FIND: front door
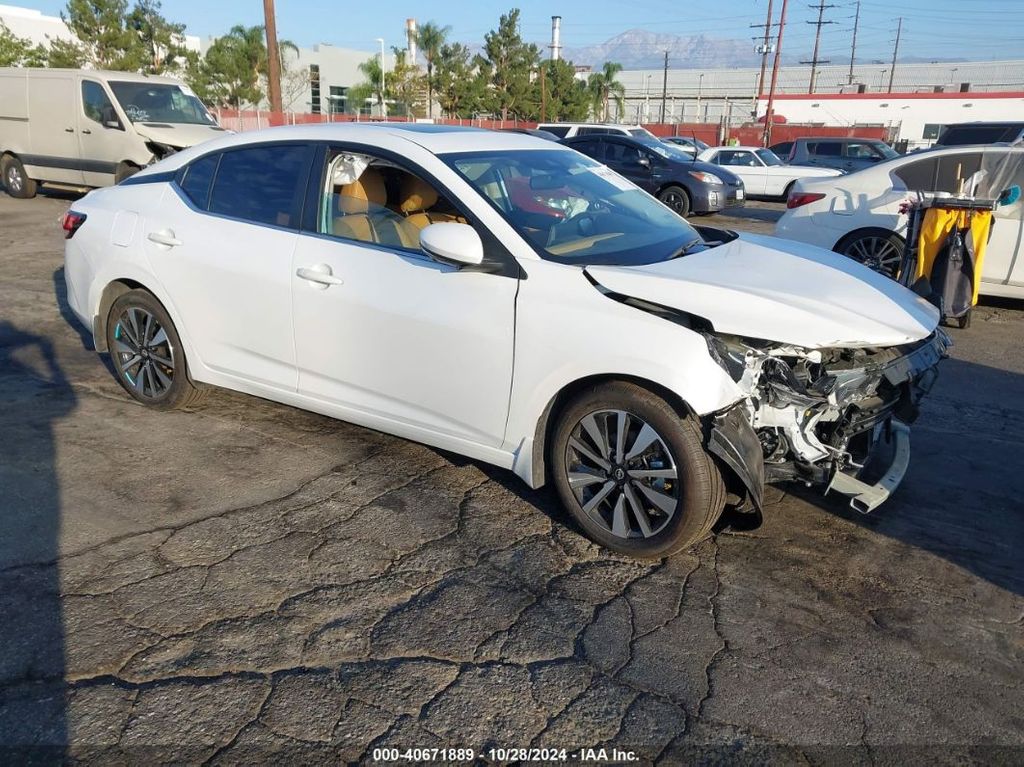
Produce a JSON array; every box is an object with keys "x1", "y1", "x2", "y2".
[
  {"x1": 78, "y1": 78, "x2": 127, "y2": 187},
  {"x1": 603, "y1": 140, "x2": 657, "y2": 193},
  {"x1": 982, "y1": 149, "x2": 1024, "y2": 287},
  {"x1": 290, "y1": 148, "x2": 518, "y2": 447}
]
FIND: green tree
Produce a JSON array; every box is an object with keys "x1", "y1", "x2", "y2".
[
  {"x1": 186, "y1": 25, "x2": 298, "y2": 109},
  {"x1": 387, "y1": 47, "x2": 426, "y2": 118},
  {"x1": 62, "y1": 0, "x2": 145, "y2": 70},
  {"x1": 587, "y1": 61, "x2": 625, "y2": 122},
  {"x1": 415, "y1": 20, "x2": 449, "y2": 119},
  {"x1": 480, "y1": 9, "x2": 540, "y2": 121},
  {"x1": 46, "y1": 37, "x2": 88, "y2": 67},
  {"x1": 537, "y1": 59, "x2": 590, "y2": 121},
  {"x1": 435, "y1": 42, "x2": 490, "y2": 118},
  {"x1": 0, "y1": 21, "x2": 47, "y2": 67},
  {"x1": 350, "y1": 53, "x2": 385, "y2": 115},
  {"x1": 127, "y1": 0, "x2": 187, "y2": 74}
]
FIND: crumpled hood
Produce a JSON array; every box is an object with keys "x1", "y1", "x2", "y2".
[
  {"x1": 133, "y1": 122, "x2": 226, "y2": 149},
  {"x1": 585, "y1": 232, "x2": 940, "y2": 348}
]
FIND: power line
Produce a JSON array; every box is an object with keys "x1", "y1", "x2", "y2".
[{"x1": 800, "y1": 1, "x2": 836, "y2": 93}]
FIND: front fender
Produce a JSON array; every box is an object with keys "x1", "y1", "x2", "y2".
[{"x1": 707, "y1": 404, "x2": 765, "y2": 511}]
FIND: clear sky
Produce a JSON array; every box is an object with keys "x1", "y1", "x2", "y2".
[{"x1": 12, "y1": 0, "x2": 1024, "y2": 62}]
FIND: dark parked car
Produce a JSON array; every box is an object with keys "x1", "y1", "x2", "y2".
[
  {"x1": 771, "y1": 137, "x2": 899, "y2": 173},
  {"x1": 562, "y1": 134, "x2": 745, "y2": 216}
]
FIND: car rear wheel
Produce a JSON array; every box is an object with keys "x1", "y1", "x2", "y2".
[
  {"x1": 657, "y1": 185, "x2": 691, "y2": 217},
  {"x1": 550, "y1": 382, "x2": 725, "y2": 558},
  {"x1": 105, "y1": 289, "x2": 207, "y2": 410},
  {"x1": 2, "y1": 155, "x2": 38, "y2": 199},
  {"x1": 836, "y1": 229, "x2": 905, "y2": 279}
]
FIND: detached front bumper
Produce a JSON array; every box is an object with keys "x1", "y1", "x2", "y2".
[{"x1": 827, "y1": 420, "x2": 911, "y2": 513}]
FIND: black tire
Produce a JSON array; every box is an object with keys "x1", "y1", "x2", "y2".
[
  {"x1": 2, "y1": 154, "x2": 38, "y2": 199},
  {"x1": 550, "y1": 381, "x2": 725, "y2": 559},
  {"x1": 835, "y1": 229, "x2": 905, "y2": 279},
  {"x1": 105, "y1": 289, "x2": 207, "y2": 410},
  {"x1": 115, "y1": 162, "x2": 140, "y2": 184},
  {"x1": 657, "y1": 185, "x2": 691, "y2": 218}
]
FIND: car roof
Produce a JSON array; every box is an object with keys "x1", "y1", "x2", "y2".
[
  {"x1": 130, "y1": 122, "x2": 571, "y2": 176},
  {"x1": 706, "y1": 146, "x2": 766, "y2": 151}
]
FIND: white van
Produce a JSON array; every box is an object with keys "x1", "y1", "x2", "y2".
[
  {"x1": 0, "y1": 68, "x2": 226, "y2": 198},
  {"x1": 536, "y1": 122, "x2": 657, "y2": 140}
]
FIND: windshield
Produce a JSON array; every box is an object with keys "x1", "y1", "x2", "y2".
[
  {"x1": 109, "y1": 82, "x2": 217, "y2": 125},
  {"x1": 874, "y1": 142, "x2": 900, "y2": 159},
  {"x1": 444, "y1": 149, "x2": 703, "y2": 266},
  {"x1": 756, "y1": 149, "x2": 783, "y2": 166},
  {"x1": 628, "y1": 127, "x2": 658, "y2": 139},
  {"x1": 633, "y1": 136, "x2": 696, "y2": 162}
]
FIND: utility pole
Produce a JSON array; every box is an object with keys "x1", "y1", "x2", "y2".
[
  {"x1": 660, "y1": 50, "x2": 669, "y2": 123},
  {"x1": 887, "y1": 17, "x2": 903, "y2": 93},
  {"x1": 762, "y1": 0, "x2": 789, "y2": 147},
  {"x1": 800, "y1": 1, "x2": 835, "y2": 94},
  {"x1": 847, "y1": 0, "x2": 861, "y2": 85},
  {"x1": 751, "y1": 0, "x2": 775, "y2": 100},
  {"x1": 263, "y1": 0, "x2": 282, "y2": 114}
]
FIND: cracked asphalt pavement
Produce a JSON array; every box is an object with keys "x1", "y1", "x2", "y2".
[{"x1": 1, "y1": 194, "x2": 1022, "y2": 763}]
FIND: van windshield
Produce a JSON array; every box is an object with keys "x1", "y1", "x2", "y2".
[{"x1": 108, "y1": 82, "x2": 216, "y2": 126}]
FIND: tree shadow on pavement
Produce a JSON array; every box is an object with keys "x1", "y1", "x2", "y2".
[{"x1": 0, "y1": 320, "x2": 75, "y2": 761}]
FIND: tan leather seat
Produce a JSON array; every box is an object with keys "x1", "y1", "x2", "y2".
[
  {"x1": 333, "y1": 168, "x2": 420, "y2": 248},
  {"x1": 399, "y1": 175, "x2": 461, "y2": 229}
]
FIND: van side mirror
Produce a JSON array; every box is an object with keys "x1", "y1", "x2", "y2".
[{"x1": 420, "y1": 222, "x2": 484, "y2": 267}]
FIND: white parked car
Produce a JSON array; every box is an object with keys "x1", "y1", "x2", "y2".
[
  {"x1": 697, "y1": 146, "x2": 843, "y2": 199},
  {"x1": 536, "y1": 123, "x2": 657, "y2": 140},
  {"x1": 63, "y1": 125, "x2": 948, "y2": 558},
  {"x1": 775, "y1": 145, "x2": 1024, "y2": 298}
]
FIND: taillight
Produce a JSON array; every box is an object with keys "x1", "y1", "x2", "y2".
[
  {"x1": 786, "y1": 192, "x2": 826, "y2": 209},
  {"x1": 61, "y1": 211, "x2": 87, "y2": 239}
]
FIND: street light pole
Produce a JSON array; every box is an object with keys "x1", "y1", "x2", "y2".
[{"x1": 376, "y1": 38, "x2": 387, "y2": 118}]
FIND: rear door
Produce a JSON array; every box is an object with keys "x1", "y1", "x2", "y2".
[
  {"x1": 78, "y1": 78, "x2": 125, "y2": 187},
  {"x1": 142, "y1": 142, "x2": 313, "y2": 389},
  {"x1": 25, "y1": 74, "x2": 83, "y2": 185}
]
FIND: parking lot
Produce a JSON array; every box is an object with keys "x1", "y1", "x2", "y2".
[{"x1": 1, "y1": 192, "x2": 1022, "y2": 762}]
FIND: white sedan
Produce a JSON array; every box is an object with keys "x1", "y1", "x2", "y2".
[
  {"x1": 63, "y1": 124, "x2": 947, "y2": 558},
  {"x1": 775, "y1": 145, "x2": 1024, "y2": 298},
  {"x1": 697, "y1": 146, "x2": 842, "y2": 199}
]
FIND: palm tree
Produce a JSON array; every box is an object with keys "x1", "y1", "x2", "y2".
[
  {"x1": 600, "y1": 61, "x2": 625, "y2": 121},
  {"x1": 416, "y1": 21, "x2": 450, "y2": 119},
  {"x1": 225, "y1": 24, "x2": 297, "y2": 92}
]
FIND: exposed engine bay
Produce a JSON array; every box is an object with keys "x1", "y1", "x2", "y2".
[{"x1": 704, "y1": 330, "x2": 950, "y2": 511}]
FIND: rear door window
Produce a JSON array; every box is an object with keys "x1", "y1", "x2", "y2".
[
  {"x1": 540, "y1": 125, "x2": 570, "y2": 138},
  {"x1": 207, "y1": 143, "x2": 313, "y2": 228},
  {"x1": 808, "y1": 141, "x2": 842, "y2": 157}
]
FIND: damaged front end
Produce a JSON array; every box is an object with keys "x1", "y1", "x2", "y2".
[{"x1": 705, "y1": 330, "x2": 950, "y2": 513}]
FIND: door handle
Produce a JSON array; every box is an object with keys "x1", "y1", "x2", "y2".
[
  {"x1": 296, "y1": 264, "x2": 344, "y2": 288},
  {"x1": 82, "y1": 129, "x2": 92, "y2": 135},
  {"x1": 64, "y1": 127, "x2": 74, "y2": 133},
  {"x1": 147, "y1": 230, "x2": 182, "y2": 247}
]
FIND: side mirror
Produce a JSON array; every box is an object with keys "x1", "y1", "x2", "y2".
[
  {"x1": 638, "y1": 156, "x2": 652, "y2": 168},
  {"x1": 420, "y1": 222, "x2": 484, "y2": 267},
  {"x1": 104, "y1": 120, "x2": 122, "y2": 130}
]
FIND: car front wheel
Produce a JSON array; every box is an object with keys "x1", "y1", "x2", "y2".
[
  {"x1": 105, "y1": 289, "x2": 207, "y2": 410},
  {"x1": 551, "y1": 381, "x2": 725, "y2": 558},
  {"x1": 657, "y1": 185, "x2": 691, "y2": 217}
]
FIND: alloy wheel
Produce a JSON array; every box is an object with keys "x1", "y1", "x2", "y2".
[
  {"x1": 844, "y1": 236, "x2": 902, "y2": 278},
  {"x1": 112, "y1": 306, "x2": 176, "y2": 400},
  {"x1": 564, "y1": 409, "x2": 680, "y2": 539}
]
